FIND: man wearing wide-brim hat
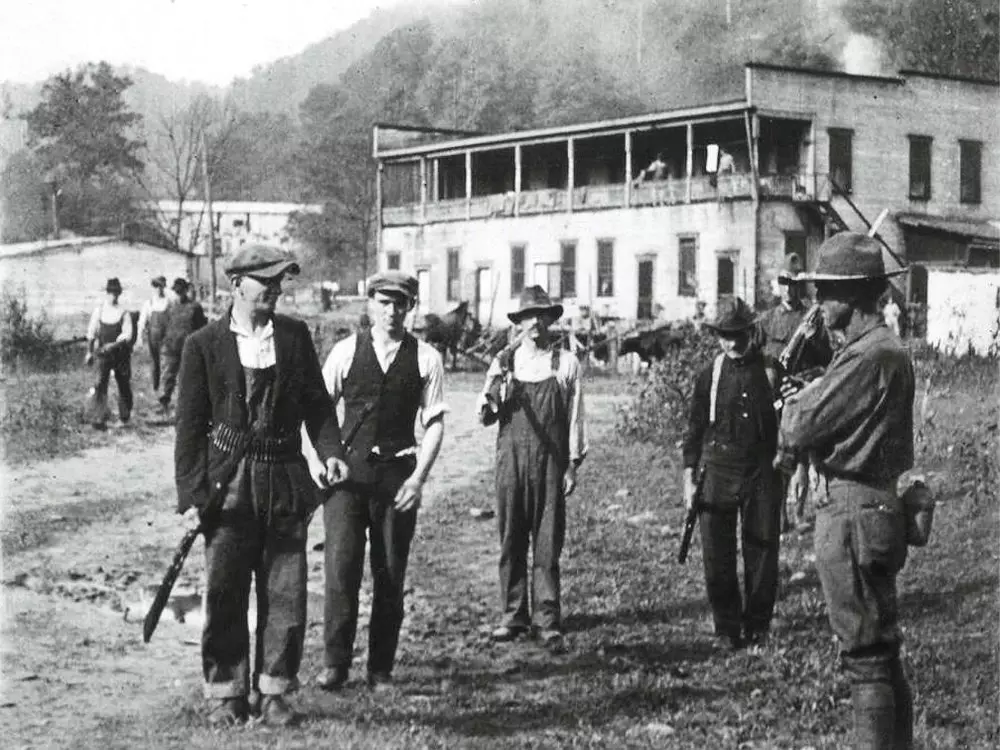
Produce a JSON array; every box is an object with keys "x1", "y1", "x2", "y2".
[
  {"x1": 84, "y1": 277, "x2": 135, "y2": 429},
  {"x1": 682, "y1": 296, "x2": 782, "y2": 651},
  {"x1": 157, "y1": 277, "x2": 207, "y2": 414},
  {"x1": 310, "y1": 269, "x2": 447, "y2": 692},
  {"x1": 757, "y1": 252, "x2": 833, "y2": 369},
  {"x1": 173, "y1": 243, "x2": 349, "y2": 726},
  {"x1": 476, "y1": 285, "x2": 587, "y2": 647},
  {"x1": 779, "y1": 231, "x2": 915, "y2": 748}
]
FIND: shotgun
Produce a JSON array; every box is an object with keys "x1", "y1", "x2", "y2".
[{"x1": 677, "y1": 469, "x2": 706, "y2": 564}]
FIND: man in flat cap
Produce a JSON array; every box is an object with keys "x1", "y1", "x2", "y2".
[
  {"x1": 682, "y1": 297, "x2": 781, "y2": 650},
  {"x1": 173, "y1": 244, "x2": 349, "y2": 726},
  {"x1": 477, "y1": 285, "x2": 587, "y2": 648},
  {"x1": 137, "y1": 275, "x2": 170, "y2": 395},
  {"x1": 780, "y1": 232, "x2": 914, "y2": 749},
  {"x1": 84, "y1": 277, "x2": 135, "y2": 429},
  {"x1": 310, "y1": 269, "x2": 447, "y2": 691},
  {"x1": 158, "y1": 277, "x2": 207, "y2": 415}
]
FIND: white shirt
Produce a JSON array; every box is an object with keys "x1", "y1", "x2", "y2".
[
  {"x1": 86, "y1": 302, "x2": 133, "y2": 344},
  {"x1": 137, "y1": 294, "x2": 170, "y2": 335},
  {"x1": 229, "y1": 316, "x2": 276, "y2": 368}
]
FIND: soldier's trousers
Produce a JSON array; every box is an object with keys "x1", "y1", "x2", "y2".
[
  {"x1": 148, "y1": 338, "x2": 163, "y2": 392},
  {"x1": 160, "y1": 348, "x2": 182, "y2": 406}
]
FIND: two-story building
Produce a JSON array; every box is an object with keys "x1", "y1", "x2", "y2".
[{"x1": 373, "y1": 62, "x2": 998, "y2": 327}]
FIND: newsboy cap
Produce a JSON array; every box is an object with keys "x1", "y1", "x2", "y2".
[
  {"x1": 105, "y1": 277, "x2": 123, "y2": 293},
  {"x1": 151, "y1": 275, "x2": 167, "y2": 288},
  {"x1": 508, "y1": 285, "x2": 563, "y2": 323},
  {"x1": 800, "y1": 232, "x2": 907, "y2": 281},
  {"x1": 224, "y1": 243, "x2": 300, "y2": 279},
  {"x1": 704, "y1": 297, "x2": 757, "y2": 333},
  {"x1": 171, "y1": 277, "x2": 190, "y2": 294},
  {"x1": 367, "y1": 270, "x2": 418, "y2": 300}
]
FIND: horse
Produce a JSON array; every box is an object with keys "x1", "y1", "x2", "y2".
[{"x1": 422, "y1": 301, "x2": 481, "y2": 370}]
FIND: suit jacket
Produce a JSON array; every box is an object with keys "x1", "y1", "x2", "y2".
[{"x1": 174, "y1": 311, "x2": 344, "y2": 513}]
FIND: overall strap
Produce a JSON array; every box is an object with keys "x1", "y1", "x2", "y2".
[{"x1": 709, "y1": 353, "x2": 725, "y2": 426}]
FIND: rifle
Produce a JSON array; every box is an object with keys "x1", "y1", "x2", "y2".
[
  {"x1": 481, "y1": 328, "x2": 532, "y2": 426},
  {"x1": 677, "y1": 469, "x2": 706, "y2": 564}
]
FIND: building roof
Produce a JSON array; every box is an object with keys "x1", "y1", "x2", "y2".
[
  {"x1": 148, "y1": 199, "x2": 323, "y2": 215},
  {"x1": 0, "y1": 235, "x2": 194, "y2": 260},
  {"x1": 897, "y1": 214, "x2": 1000, "y2": 245}
]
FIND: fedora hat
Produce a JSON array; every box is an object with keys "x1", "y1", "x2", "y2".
[
  {"x1": 105, "y1": 277, "x2": 122, "y2": 294},
  {"x1": 800, "y1": 232, "x2": 908, "y2": 282},
  {"x1": 224, "y1": 243, "x2": 300, "y2": 279},
  {"x1": 508, "y1": 285, "x2": 563, "y2": 323},
  {"x1": 704, "y1": 297, "x2": 757, "y2": 333},
  {"x1": 777, "y1": 252, "x2": 805, "y2": 284},
  {"x1": 151, "y1": 275, "x2": 167, "y2": 288},
  {"x1": 367, "y1": 270, "x2": 418, "y2": 300}
]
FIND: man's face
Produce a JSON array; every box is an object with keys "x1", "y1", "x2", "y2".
[
  {"x1": 237, "y1": 274, "x2": 282, "y2": 315},
  {"x1": 516, "y1": 311, "x2": 555, "y2": 342},
  {"x1": 716, "y1": 329, "x2": 751, "y2": 358},
  {"x1": 814, "y1": 282, "x2": 853, "y2": 331},
  {"x1": 368, "y1": 290, "x2": 412, "y2": 335}
]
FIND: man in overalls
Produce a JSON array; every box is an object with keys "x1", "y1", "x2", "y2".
[
  {"x1": 780, "y1": 232, "x2": 914, "y2": 749},
  {"x1": 160, "y1": 277, "x2": 206, "y2": 414},
  {"x1": 478, "y1": 285, "x2": 587, "y2": 646},
  {"x1": 137, "y1": 275, "x2": 170, "y2": 394},
  {"x1": 313, "y1": 270, "x2": 447, "y2": 691},
  {"x1": 174, "y1": 244, "x2": 349, "y2": 726},
  {"x1": 84, "y1": 277, "x2": 134, "y2": 429}
]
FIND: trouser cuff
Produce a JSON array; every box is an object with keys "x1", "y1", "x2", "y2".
[
  {"x1": 258, "y1": 674, "x2": 300, "y2": 696},
  {"x1": 203, "y1": 680, "x2": 247, "y2": 699}
]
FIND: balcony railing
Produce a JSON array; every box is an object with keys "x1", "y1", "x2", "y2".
[{"x1": 383, "y1": 172, "x2": 826, "y2": 226}]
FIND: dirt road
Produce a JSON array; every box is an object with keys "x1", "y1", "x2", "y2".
[{"x1": 1, "y1": 384, "x2": 624, "y2": 749}]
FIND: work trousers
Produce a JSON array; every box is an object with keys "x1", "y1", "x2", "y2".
[
  {"x1": 148, "y1": 338, "x2": 163, "y2": 392},
  {"x1": 201, "y1": 464, "x2": 308, "y2": 699},
  {"x1": 699, "y1": 461, "x2": 781, "y2": 640},
  {"x1": 160, "y1": 348, "x2": 182, "y2": 406},
  {"x1": 322, "y1": 456, "x2": 417, "y2": 676},
  {"x1": 89, "y1": 351, "x2": 133, "y2": 425}
]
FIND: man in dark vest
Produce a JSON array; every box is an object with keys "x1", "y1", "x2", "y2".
[
  {"x1": 312, "y1": 270, "x2": 447, "y2": 691},
  {"x1": 160, "y1": 277, "x2": 207, "y2": 414}
]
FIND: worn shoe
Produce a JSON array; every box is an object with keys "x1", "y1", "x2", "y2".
[
  {"x1": 715, "y1": 633, "x2": 744, "y2": 651},
  {"x1": 366, "y1": 671, "x2": 394, "y2": 692},
  {"x1": 206, "y1": 697, "x2": 249, "y2": 726},
  {"x1": 316, "y1": 666, "x2": 349, "y2": 692},
  {"x1": 539, "y1": 628, "x2": 564, "y2": 646},
  {"x1": 490, "y1": 625, "x2": 528, "y2": 642},
  {"x1": 260, "y1": 694, "x2": 299, "y2": 727}
]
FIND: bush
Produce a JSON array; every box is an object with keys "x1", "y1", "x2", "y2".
[
  {"x1": 615, "y1": 322, "x2": 718, "y2": 445},
  {"x1": 0, "y1": 288, "x2": 59, "y2": 370}
]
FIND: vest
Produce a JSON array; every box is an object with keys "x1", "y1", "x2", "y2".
[{"x1": 342, "y1": 330, "x2": 422, "y2": 481}]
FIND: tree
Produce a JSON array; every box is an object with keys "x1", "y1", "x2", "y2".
[{"x1": 23, "y1": 62, "x2": 146, "y2": 236}]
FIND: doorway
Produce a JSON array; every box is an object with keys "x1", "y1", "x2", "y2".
[{"x1": 717, "y1": 254, "x2": 736, "y2": 299}]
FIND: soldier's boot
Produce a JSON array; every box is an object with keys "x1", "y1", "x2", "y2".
[
  {"x1": 851, "y1": 680, "x2": 896, "y2": 750},
  {"x1": 889, "y1": 657, "x2": 914, "y2": 750}
]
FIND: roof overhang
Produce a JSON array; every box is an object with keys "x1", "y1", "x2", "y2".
[{"x1": 897, "y1": 213, "x2": 1000, "y2": 247}]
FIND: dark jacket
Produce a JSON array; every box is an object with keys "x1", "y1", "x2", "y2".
[{"x1": 174, "y1": 312, "x2": 344, "y2": 513}]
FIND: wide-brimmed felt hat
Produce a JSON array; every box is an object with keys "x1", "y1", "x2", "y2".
[
  {"x1": 704, "y1": 297, "x2": 757, "y2": 333},
  {"x1": 151, "y1": 275, "x2": 167, "y2": 288},
  {"x1": 105, "y1": 277, "x2": 122, "y2": 293},
  {"x1": 224, "y1": 243, "x2": 300, "y2": 279},
  {"x1": 800, "y1": 232, "x2": 908, "y2": 282},
  {"x1": 171, "y1": 277, "x2": 190, "y2": 294},
  {"x1": 777, "y1": 253, "x2": 805, "y2": 284},
  {"x1": 367, "y1": 270, "x2": 418, "y2": 300},
  {"x1": 508, "y1": 285, "x2": 563, "y2": 323}
]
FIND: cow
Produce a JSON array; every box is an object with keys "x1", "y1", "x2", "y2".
[{"x1": 422, "y1": 301, "x2": 481, "y2": 370}]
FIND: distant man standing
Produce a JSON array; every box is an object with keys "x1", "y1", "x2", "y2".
[
  {"x1": 314, "y1": 270, "x2": 446, "y2": 691},
  {"x1": 137, "y1": 275, "x2": 170, "y2": 394},
  {"x1": 780, "y1": 233, "x2": 914, "y2": 749},
  {"x1": 160, "y1": 277, "x2": 206, "y2": 414},
  {"x1": 85, "y1": 277, "x2": 134, "y2": 430},
  {"x1": 174, "y1": 244, "x2": 349, "y2": 726},
  {"x1": 478, "y1": 286, "x2": 587, "y2": 647}
]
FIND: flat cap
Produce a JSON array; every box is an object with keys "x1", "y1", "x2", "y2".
[
  {"x1": 367, "y1": 270, "x2": 418, "y2": 300},
  {"x1": 224, "y1": 243, "x2": 300, "y2": 279}
]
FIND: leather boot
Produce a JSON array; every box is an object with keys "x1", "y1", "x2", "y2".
[
  {"x1": 851, "y1": 681, "x2": 896, "y2": 750},
  {"x1": 889, "y1": 657, "x2": 914, "y2": 750}
]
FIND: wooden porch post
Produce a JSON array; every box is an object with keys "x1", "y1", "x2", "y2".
[
  {"x1": 567, "y1": 138, "x2": 575, "y2": 213},
  {"x1": 808, "y1": 120, "x2": 817, "y2": 198},
  {"x1": 465, "y1": 150, "x2": 472, "y2": 220},
  {"x1": 625, "y1": 130, "x2": 633, "y2": 207},
  {"x1": 419, "y1": 157, "x2": 427, "y2": 223},
  {"x1": 743, "y1": 111, "x2": 759, "y2": 201},
  {"x1": 685, "y1": 122, "x2": 694, "y2": 203},
  {"x1": 514, "y1": 144, "x2": 522, "y2": 217}
]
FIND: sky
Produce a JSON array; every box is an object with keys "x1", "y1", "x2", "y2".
[{"x1": 0, "y1": 0, "x2": 408, "y2": 86}]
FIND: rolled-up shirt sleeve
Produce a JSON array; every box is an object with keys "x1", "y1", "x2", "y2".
[
  {"x1": 116, "y1": 309, "x2": 133, "y2": 343},
  {"x1": 321, "y1": 335, "x2": 356, "y2": 405},
  {"x1": 417, "y1": 340, "x2": 448, "y2": 426},
  {"x1": 86, "y1": 306, "x2": 100, "y2": 342},
  {"x1": 566, "y1": 357, "x2": 588, "y2": 466}
]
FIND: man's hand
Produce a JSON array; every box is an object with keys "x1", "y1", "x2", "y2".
[
  {"x1": 394, "y1": 476, "x2": 424, "y2": 512},
  {"x1": 322, "y1": 457, "x2": 350, "y2": 488},
  {"x1": 787, "y1": 462, "x2": 809, "y2": 520},
  {"x1": 563, "y1": 465, "x2": 577, "y2": 497},
  {"x1": 84, "y1": 351, "x2": 94, "y2": 366},
  {"x1": 181, "y1": 506, "x2": 201, "y2": 532},
  {"x1": 779, "y1": 375, "x2": 805, "y2": 401},
  {"x1": 683, "y1": 468, "x2": 697, "y2": 511}
]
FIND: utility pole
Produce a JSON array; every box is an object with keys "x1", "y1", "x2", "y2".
[{"x1": 200, "y1": 132, "x2": 217, "y2": 314}]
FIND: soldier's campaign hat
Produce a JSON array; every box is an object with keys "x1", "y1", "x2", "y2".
[
  {"x1": 367, "y1": 270, "x2": 418, "y2": 300},
  {"x1": 151, "y1": 275, "x2": 167, "y2": 288},
  {"x1": 508, "y1": 285, "x2": 564, "y2": 323},
  {"x1": 171, "y1": 277, "x2": 190, "y2": 294},
  {"x1": 105, "y1": 277, "x2": 123, "y2": 294},
  {"x1": 800, "y1": 232, "x2": 908, "y2": 281},
  {"x1": 777, "y1": 253, "x2": 805, "y2": 284},
  {"x1": 224, "y1": 243, "x2": 300, "y2": 279},
  {"x1": 704, "y1": 297, "x2": 757, "y2": 333}
]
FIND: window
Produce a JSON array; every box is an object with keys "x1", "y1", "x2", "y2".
[
  {"x1": 678, "y1": 235, "x2": 698, "y2": 297},
  {"x1": 386, "y1": 251, "x2": 401, "y2": 270},
  {"x1": 784, "y1": 232, "x2": 806, "y2": 261},
  {"x1": 828, "y1": 128, "x2": 853, "y2": 193},
  {"x1": 960, "y1": 140, "x2": 982, "y2": 205},
  {"x1": 447, "y1": 247, "x2": 461, "y2": 302},
  {"x1": 510, "y1": 244, "x2": 525, "y2": 295},
  {"x1": 597, "y1": 239, "x2": 614, "y2": 297},
  {"x1": 716, "y1": 254, "x2": 735, "y2": 297},
  {"x1": 417, "y1": 268, "x2": 431, "y2": 314},
  {"x1": 560, "y1": 241, "x2": 577, "y2": 298},
  {"x1": 908, "y1": 135, "x2": 932, "y2": 200},
  {"x1": 533, "y1": 263, "x2": 562, "y2": 298}
]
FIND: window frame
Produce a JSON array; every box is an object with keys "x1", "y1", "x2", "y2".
[
  {"x1": 386, "y1": 251, "x2": 401, "y2": 271},
  {"x1": 510, "y1": 243, "x2": 526, "y2": 297},
  {"x1": 560, "y1": 240, "x2": 577, "y2": 299},
  {"x1": 596, "y1": 239, "x2": 615, "y2": 298},
  {"x1": 828, "y1": 127, "x2": 854, "y2": 194},
  {"x1": 908, "y1": 134, "x2": 933, "y2": 201},
  {"x1": 959, "y1": 139, "x2": 982, "y2": 205},
  {"x1": 678, "y1": 234, "x2": 698, "y2": 298},
  {"x1": 446, "y1": 247, "x2": 461, "y2": 302}
]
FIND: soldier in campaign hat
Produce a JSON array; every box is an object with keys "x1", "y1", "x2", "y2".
[
  {"x1": 780, "y1": 232, "x2": 915, "y2": 749},
  {"x1": 84, "y1": 277, "x2": 135, "y2": 429},
  {"x1": 173, "y1": 243, "x2": 349, "y2": 726},
  {"x1": 310, "y1": 268, "x2": 447, "y2": 692},
  {"x1": 682, "y1": 297, "x2": 782, "y2": 650},
  {"x1": 477, "y1": 285, "x2": 588, "y2": 647}
]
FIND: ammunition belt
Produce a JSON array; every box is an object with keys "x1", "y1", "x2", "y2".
[{"x1": 211, "y1": 422, "x2": 301, "y2": 464}]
